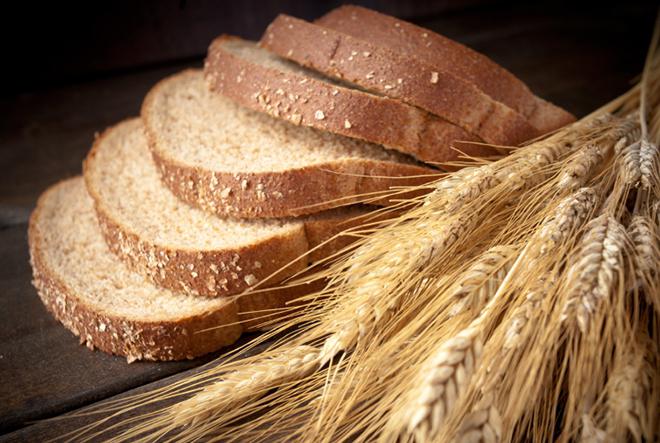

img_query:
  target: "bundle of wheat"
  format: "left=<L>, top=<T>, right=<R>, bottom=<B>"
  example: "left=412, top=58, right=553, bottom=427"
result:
left=62, top=17, right=660, bottom=443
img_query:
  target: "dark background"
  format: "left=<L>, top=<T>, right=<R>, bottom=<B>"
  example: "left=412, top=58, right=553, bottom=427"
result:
left=0, top=1, right=657, bottom=440
left=0, top=0, right=654, bottom=96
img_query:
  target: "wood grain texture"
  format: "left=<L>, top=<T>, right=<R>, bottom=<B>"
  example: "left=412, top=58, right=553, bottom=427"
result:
left=0, top=2, right=655, bottom=439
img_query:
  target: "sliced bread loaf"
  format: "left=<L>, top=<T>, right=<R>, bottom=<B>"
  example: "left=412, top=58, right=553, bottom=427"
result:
left=260, top=15, right=540, bottom=146
left=141, top=70, right=434, bottom=218
left=29, top=178, right=325, bottom=361
left=83, top=118, right=369, bottom=298
left=29, top=178, right=241, bottom=361
left=204, top=36, right=495, bottom=164
left=316, top=5, right=576, bottom=133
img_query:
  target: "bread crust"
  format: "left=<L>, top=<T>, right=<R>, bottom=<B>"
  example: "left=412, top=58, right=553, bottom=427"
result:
left=141, top=71, right=436, bottom=219
left=261, top=15, right=540, bottom=146
left=316, top=5, right=575, bottom=133
left=204, top=36, right=494, bottom=164
left=28, top=178, right=331, bottom=361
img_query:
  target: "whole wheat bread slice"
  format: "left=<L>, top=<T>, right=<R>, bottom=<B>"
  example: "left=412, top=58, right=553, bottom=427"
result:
left=204, top=36, right=496, bottom=164
left=141, top=70, right=433, bottom=218
left=261, top=15, right=540, bottom=146
left=29, top=178, right=327, bottom=361
left=84, top=118, right=370, bottom=298
left=316, top=5, right=575, bottom=133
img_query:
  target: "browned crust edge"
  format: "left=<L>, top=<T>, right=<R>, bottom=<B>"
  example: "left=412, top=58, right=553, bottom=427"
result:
left=83, top=120, right=310, bottom=297
left=316, top=5, right=576, bottom=133
left=141, top=70, right=436, bottom=219
left=204, top=36, right=492, bottom=164
left=260, top=15, right=540, bottom=146
left=28, top=178, right=244, bottom=362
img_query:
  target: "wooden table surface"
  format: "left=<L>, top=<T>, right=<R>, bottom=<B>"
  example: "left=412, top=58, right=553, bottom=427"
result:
left=0, top=3, right=655, bottom=441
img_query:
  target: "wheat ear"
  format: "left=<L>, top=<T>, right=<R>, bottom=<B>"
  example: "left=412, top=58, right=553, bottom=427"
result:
left=448, top=246, right=516, bottom=317
left=580, top=414, right=607, bottom=443
left=558, top=143, right=609, bottom=190
left=535, top=187, right=600, bottom=255
left=169, top=345, right=320, bottom=426
left=605, top=341, right=653, bottom=443
left=628, top=214, right=660, bottom=281
left=395, top=256, right=516, bottom=442
left=403, top=324, right=484, bottom=442
left=562, top=215, right=628, bottom=333
left=455, top=394, right=503, bottom=443
left=503, top=282, right=545, bottom=349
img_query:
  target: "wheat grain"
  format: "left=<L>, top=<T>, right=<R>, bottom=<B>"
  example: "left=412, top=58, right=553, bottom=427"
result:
left=558, top=143, right=608, bottom=190
left=169, top=345, right=320, bottom=426
left=449, top=246, right=516, bottom=317
left=456, top=394, right=503, bottom=443
left=621, top=141, right=642, bottom=186
left=562, top=215, right=628, bottom=333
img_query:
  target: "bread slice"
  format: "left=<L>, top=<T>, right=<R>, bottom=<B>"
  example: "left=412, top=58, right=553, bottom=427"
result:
left=141, top=70, right=433, bottom=218
left=204, top=36, right=496, bottom=164
left=261, top=15, right=540, bottom=146
left=29, top=178, right=326, bottom=361
left=316, top=5, right=576, bottom=133
left=83, top=118, right=370, bottom=298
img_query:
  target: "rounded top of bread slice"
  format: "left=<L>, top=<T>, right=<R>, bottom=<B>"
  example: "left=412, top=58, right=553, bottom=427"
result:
left=204, top=37, right=488, bottom=164
left=144, top=69, right=416, bottom=173
left=141, top=70, right=433, bottom=218
left=83, top=119, right=373, bottom=297
left=261, top=15, right=540, bottom=146
left=28, top=177, right=243, bottom=360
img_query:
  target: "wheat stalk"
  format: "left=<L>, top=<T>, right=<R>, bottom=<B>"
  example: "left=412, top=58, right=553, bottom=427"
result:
left=562, top=215, right=628, bottom=333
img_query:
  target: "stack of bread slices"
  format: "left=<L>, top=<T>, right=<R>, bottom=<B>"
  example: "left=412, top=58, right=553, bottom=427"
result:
left=28, top=5, right=574, bottom=362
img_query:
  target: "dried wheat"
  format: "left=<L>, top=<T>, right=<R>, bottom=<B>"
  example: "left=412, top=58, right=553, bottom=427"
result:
left=503, top=284, right=544, bottom=349
left=558, top=143, right=608, bottom=190
left=535, top=188, right=599, bottom=255
left=639, top=139, right=658, bottom=189
left=628, top=215, right=659, bottom=279
left=449, top=246, right=516, bottom=317
left=562, top=215, right=628, bottom=333
left=403, top=325, right=483, bottom=441
left=581, top=414, right=607, bottom=443
left=456, top=394, right=503, bottom=443
left=605, top=345, right=651, bottom=443
left=170, top=345, right=321, bottom=426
